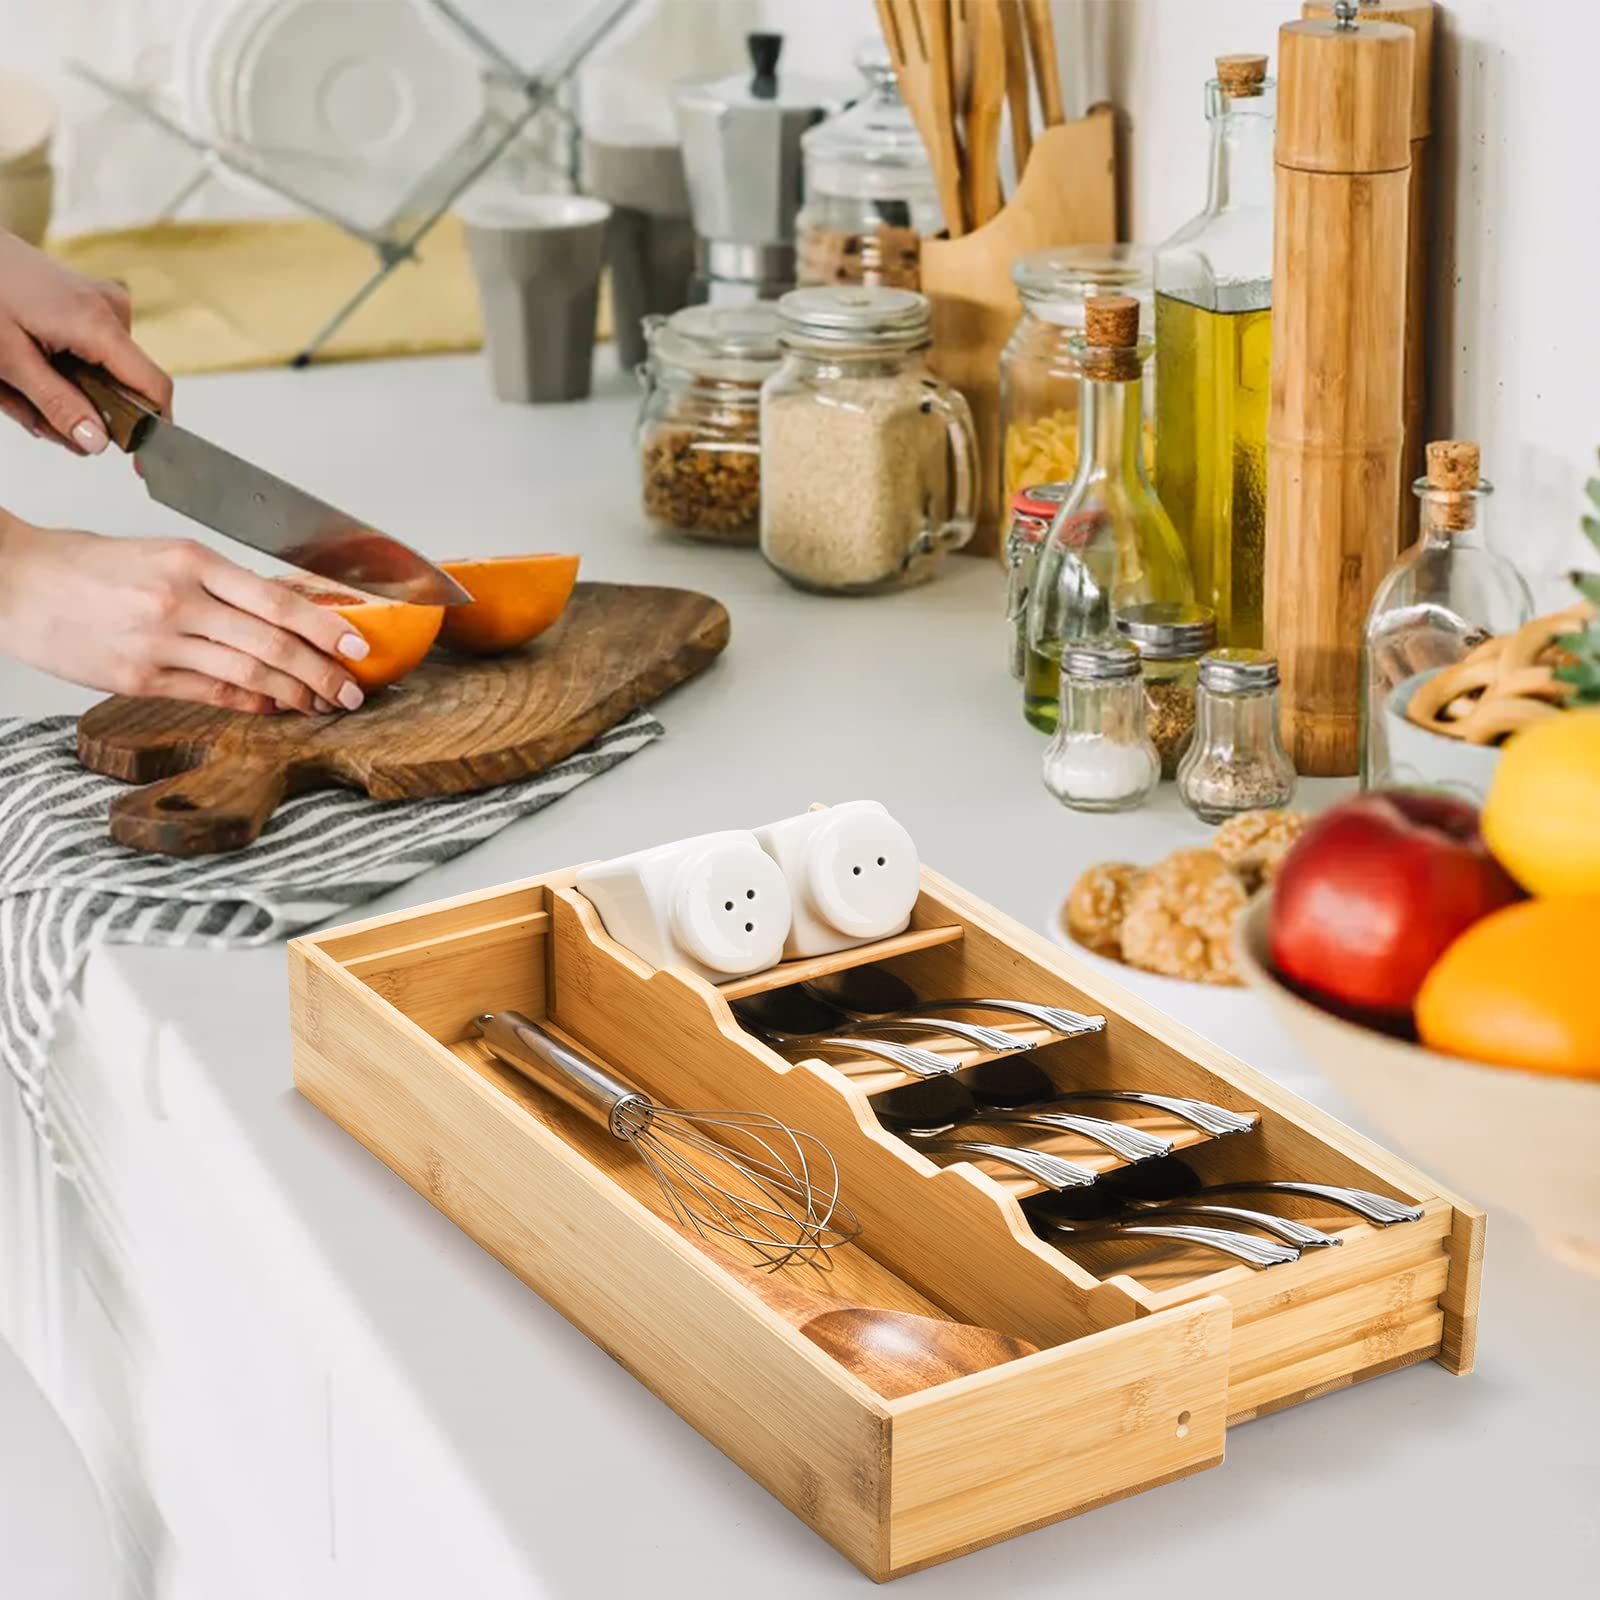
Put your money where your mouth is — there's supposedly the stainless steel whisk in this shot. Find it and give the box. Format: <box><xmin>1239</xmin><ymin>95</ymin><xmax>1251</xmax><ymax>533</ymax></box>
<box><xmin>474</xmin><ymin>1012</ymin><xmax>861</xmax><ymax>1269</ymax></box>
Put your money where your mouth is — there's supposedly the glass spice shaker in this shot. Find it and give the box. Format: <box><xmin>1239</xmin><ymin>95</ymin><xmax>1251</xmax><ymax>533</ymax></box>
<box><xmin>1177</xmin><ymin>648</ymin><xmax>1296</xmax><ymax>823</ymax></box>
<box><xmin>1042</xmin><ymin>641</ymin><xmax>1160</xmax><ymax>813</ymax></box>
<box><xmin>1005</xmin><ymin>483</ymin><xmax>1070</xmax><ymax>680</ymax></box>
<box><xmin>1115</xmin><ymin>602</ymin><xmax>1218</xmax><ymax>778</ymax></box>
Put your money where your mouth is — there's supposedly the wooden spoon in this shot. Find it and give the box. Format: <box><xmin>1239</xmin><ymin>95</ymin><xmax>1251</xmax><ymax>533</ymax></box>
<box><xmin>1021</xmin><ymin>0</ymin><xmax>1065</xmax><ymax>127</ymax></box>
<box><xmin>998</xmin><ymin>0</ymin><xmax>1034</xmax><ymax>177</ymax></box>
<box><xmin>877</xmin><ymin>0</ymin><xmax>967</xmax><ymax>239</ymax></box>
<box><xmin>684</xmin><ymin>1229</ymin><xmax>1037</xmax><ymax>1398</ymax></box>
<box><xmin>962</xmin><ymin>0</ymin><xmax>1005</xmax><ymax>227</ymax></box>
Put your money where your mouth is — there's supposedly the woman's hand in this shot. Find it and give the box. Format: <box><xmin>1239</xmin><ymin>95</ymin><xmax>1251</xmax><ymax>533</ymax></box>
<box><xmin>0</xmin><ymin>230</ymin><xmax>173</xmax><ymax>451</ymax></box>
<box><xmin>0</xmin><ymin>516</ymin><xmax>370</xmax><ymax>714</ymax></box>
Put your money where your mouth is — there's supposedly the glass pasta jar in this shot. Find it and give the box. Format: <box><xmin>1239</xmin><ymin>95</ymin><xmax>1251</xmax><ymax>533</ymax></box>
<box><xmin>796</xmin><ymin>41</ymin><xmax>943</xmax><ymax>291</ymax></box>
<box><xmin>637</xmin><ymin>303</ymin><xmax>782</xmax><ymax>545</ymax></box>
<box><xmin>1177</xmin><ymin>648</ymin><xmax>1296</xmax><ymax>823</ymax></box>
<box><xmin>1115</xmin><ymin>601</ymin><xmax>1217</xmax><ymax>778</ymax></box>
<box><xmin>1041</xmin><ymin>641</ymin><xmax>1160</xmax><ymax>812</ymax></box>
<box><xmin>1000</xmin><ymin>245</ymin><xmax>1154</xmax><ymax>516</ymax></box>
<box><xmin>760</xmin><ymin>286</ymin><xmax>977</xmax><ymax>594</ymax></box>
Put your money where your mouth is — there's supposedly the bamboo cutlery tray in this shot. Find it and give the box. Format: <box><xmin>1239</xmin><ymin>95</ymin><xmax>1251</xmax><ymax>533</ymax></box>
<box><xmin>289</xmin><ymin>861</ymin><xmax>1482</xmax><ymax>1581</ymax></box>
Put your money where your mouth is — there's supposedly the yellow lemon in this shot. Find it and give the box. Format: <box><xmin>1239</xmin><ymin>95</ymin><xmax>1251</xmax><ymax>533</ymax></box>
<box><xmin>1481</xmin><ymin>708</ymin><xmax>1600</xmax><ymax>894</ymax></box>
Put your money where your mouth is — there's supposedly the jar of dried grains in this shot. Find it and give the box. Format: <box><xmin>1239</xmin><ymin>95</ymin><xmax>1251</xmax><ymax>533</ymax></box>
<box><xmin>637</xmin><ymin>303</ymin><xmax>781</xmax><ymax>545</ymax></box>
<box><xmin>1115</xmin><ymin>601</ymin><xmax>1217</xmax><ymax>778</ymax></box>
<box><xmin>759</xmin><ymin>286</ymin><xmax>977</xmax><ymax>593</ymax></box>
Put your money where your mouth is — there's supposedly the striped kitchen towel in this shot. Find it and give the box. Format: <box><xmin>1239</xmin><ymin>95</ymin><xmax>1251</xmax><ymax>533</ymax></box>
<box><xmin>0</xmin><ymin>709</ymin><xmax>663</xmax><ymax>1165</ymax></box>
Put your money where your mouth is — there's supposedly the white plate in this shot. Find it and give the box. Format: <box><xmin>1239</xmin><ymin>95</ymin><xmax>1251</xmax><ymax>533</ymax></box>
<box><xmin>231</xmin><ymin>0</ymin><xmax>481</xmax><ymax>184</ymax></box>
<box><xmin>182</xmin><ymin>0</ymin><xmax>273</xmax><ymax>144</ymax></box>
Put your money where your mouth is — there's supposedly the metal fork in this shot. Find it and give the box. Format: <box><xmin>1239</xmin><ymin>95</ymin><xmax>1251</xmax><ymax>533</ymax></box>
<box><xmin>1182</xmin><ymin>1180</ymin><xmax>1424</xmax><ymax>1226</ymax></box>
<box><xmin>915</xmin><ymin>1139</ymin><xmax>1097</xmax><ymax>1190</ymax></box>
<box><xmin>1037</xmin><ymin>1218</ymin><xmax>1301</xmax><ymax>1269</ymax></box>
<box><xmin>761</xmin><ymin>1013</ymin><xmax>1028</xmax><ymax>1055</ymax></box>
<box><xmin>937</xmin><ymin>1107</ymin><xmax>1173</xmax><ymax>1164</ymax></box>
<box><xmin>1120</xmin><ymin>1201</ymin><xmax>1342</xmax><ymax>1250</ymax></box>
<box><xmin>779</xmin><ymin>1036</ymin><xmax>960</xmax><ymax>1079</ymax></box>
<box><xmin>1030</xmin><ymin>1090</ymin><xmax>1256</xmax><ymax>1138</ymax></box>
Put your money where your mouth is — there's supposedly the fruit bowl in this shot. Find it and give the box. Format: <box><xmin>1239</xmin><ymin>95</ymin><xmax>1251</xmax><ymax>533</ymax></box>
<box><xmin>1383</xmin><ymin>671</ymin><xmax>1503</xmax><ymax>803</ymax></box>
<box><xmin>1237</xmin><ymin>893</ymin><xmax>1600</xmax><ymax>1272</ymax></box>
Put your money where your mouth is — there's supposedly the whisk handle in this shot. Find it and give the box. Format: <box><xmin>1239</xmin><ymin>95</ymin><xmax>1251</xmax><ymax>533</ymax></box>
<box><xmin>473</xmin><ymin>1011</ymin><xmax>650</xmax><ymax>1139</ymax></box>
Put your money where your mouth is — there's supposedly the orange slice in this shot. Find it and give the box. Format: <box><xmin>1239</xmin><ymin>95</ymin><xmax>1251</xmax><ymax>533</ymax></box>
<box><xmin>437</xmin><ymin>554</ymin><xmax>580</xmax><ymax>655</ymax></box>
<box><xmin>276</xmin><ymin>578</ymin><xmax>443</xmax><ymax>693</ymax></box>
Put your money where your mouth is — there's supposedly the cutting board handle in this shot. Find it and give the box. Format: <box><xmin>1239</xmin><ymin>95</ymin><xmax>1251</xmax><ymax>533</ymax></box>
<box><xmin>108</xmin><ymin>754</ymin><xmax>290</xmax><ymax>857</ymax></box>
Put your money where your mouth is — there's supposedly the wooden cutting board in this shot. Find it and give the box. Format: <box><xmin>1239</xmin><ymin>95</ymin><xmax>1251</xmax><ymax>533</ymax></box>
<box><xmin>78</xmin><ymin>582</ymin><xmax>729</xmax><ymax>857</ymax></box>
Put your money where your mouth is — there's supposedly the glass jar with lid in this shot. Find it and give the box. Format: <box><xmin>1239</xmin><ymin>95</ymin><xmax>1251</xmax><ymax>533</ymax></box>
<box><xmin>1177</xmin><ymin>648</ymin><xmax>1297</xmax><ymax>823</ymax></box>
<box><xmin>1005</xmin><ymin>483</ymin><xmax>1071</xmax><ymax>679</ymax></box>
<box><xmin>796</xmin><ymin>40</ymin><xmax>944</xmax><ymax>292</ymax></box>
<box><xmin>1115</xmin><ymin>602</ymin><xmax>1217</xmax><ymax>777</ymax></box>
<box><xmin>637</xmin><ymin>302</ymin><xmax>782</xmax><ymax>545</ymax></box>
<box><xmin>760</xmin><ymin>286</ymin><xmax>977</xmax><ymax>594</ymax></box>
<box><xmin>1000</xmin><ymin>244</ymin><xmax>1155</xmax><ymax>515</ymax></box>
<box><xmin>1041</xmin><ymin>641</ymin><xmax>1160</xmax><ymax>812</ymax></box>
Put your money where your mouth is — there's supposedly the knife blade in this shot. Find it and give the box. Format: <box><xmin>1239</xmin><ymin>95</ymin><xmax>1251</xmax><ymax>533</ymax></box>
<box><xmin>58</xmin><ymin>356</ymin><xmax>472</xmax><ymax>607</ymax></box>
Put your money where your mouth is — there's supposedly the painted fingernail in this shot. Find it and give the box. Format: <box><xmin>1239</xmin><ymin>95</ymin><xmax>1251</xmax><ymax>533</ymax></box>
<box><xmin>338</xmin><ymin>632</ymin><xmax>369</xmax><ymax>661</ymax></box>
<box><xmin>337</xmin><ymin>682</ymin><xmax>364</xmax><ymax>711</ymax></box>
<box><xmin>71</xmin><ymin>418</ymin><xmax>109</xmax><ymax>453</ymax></box>
<box><xmin>313</xmin><ymin>696</ymin><xmax>335</xmax><ymax>714</ymax></box>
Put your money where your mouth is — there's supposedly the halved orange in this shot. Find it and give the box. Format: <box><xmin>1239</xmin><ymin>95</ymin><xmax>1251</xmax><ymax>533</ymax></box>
<box><xmin>437</xmin><ymin>554</ymin><xmax>580</xmax><ymax>655</ymax></box>
<box><xmin>275</xmin><ymin>578</ymin><xmax>443</xmax><ymax>693</ymax></box>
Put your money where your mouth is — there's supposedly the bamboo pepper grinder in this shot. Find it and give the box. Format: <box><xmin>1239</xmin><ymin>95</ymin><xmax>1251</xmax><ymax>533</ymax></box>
<box><xmin>1265</xmin><ymin>0</ymin><xmax>1414</xmax><ymax>776</ymax></box>
<box><xmin>1304</xmin><ymin>1</ymin><xmax>1436</xmax><ymax>546</ymax></box>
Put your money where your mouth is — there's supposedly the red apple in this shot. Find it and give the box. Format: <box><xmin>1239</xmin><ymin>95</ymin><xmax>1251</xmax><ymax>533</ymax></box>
<box><xmin>1270</xmin><ymin>791</ymin><xmax>1522</xmax><ymax>1022</ymax></box>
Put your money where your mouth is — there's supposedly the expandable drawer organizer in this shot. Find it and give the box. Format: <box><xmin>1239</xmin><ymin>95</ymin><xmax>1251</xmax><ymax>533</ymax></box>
<box><xmin>289</xmin><ymin>861</ymin><xmax>1483</xmax><ymax>1582</ymax></box>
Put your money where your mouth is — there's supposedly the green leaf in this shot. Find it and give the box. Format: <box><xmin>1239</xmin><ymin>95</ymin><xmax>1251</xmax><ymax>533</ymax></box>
<box><xmin>1583</xmin><ymin>515</ymin><xmax>1600</xmax><ymax>556</ymax></box>
<box><xmin>1570</xmin><ymin>571</ymin><xmax>1600</xmax><ymax>608</ymax></box>
<box><xmin>1587</xmin><ymin>475</ymin><xmax>1600</xmax><ymax>509</ymax></box>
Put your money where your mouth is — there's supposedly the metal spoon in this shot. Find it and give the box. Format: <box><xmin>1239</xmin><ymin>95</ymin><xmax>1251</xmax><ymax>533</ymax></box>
<box><xmin>805</xmin><ymin>964</ymin><xmax>1106</xmax><ymax>1037</ymax></box>
<box><xmin>874</xmin><ymin>1076</ymin><xmax>1173</xmax><ymax>1164</ymax></box>
<box><xmin>1096</xmin><ymin>1156</ymin><xmax>1426</xmax><ymax>1227</ymax></box>
<box><xmin>1027</xmin><ymin>1184</ymin><xmax>1341</xmax><ymax>1251</ymax></box>
<box><xmin>964</xmin><ymin>1057</ymin><xmax>1258</xmax><ymax>1138</ymax></box>
<box><xmin>732</xmin><ymin>986</ymin><xmax>1026</xmax><ymax>1056</ymax></box>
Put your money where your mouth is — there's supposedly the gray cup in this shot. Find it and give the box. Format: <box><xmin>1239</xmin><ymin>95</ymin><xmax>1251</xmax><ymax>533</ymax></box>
<box><xmin>462</xmin><ymin>194</ymin><xmax>613</xmax><ymax>404</ymax></box>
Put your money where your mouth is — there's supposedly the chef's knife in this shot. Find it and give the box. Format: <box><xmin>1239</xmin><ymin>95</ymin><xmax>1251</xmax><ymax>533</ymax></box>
<box><xmin>58</xmin><ymin>355</ymin><xmax>472</xmax><ymax>607</ymax></box>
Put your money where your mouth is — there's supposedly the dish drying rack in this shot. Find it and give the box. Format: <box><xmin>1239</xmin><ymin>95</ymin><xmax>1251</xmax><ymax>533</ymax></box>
<box><xmin>291</xmin><ymin>854</ymin><xmax>1483</xmax><ymax>1580</ymax></box>
<box><xmin>69</xmin><ymin>0</ymin><xmax>640</xmax><ymax>366</ymax></box>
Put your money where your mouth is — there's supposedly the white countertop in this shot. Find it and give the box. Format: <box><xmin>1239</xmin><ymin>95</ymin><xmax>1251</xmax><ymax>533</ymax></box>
<box><xmin>2</xmin><ymin>356</ymin><xmax>1595</xmax><ymax>1598</ymax></box>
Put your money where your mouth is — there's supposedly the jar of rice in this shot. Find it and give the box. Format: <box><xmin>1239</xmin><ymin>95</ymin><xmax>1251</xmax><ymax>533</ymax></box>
<box><xmin>759</xmin><ymin>286</ymin><xmax>977</xmax><ymax>594</ymax></box>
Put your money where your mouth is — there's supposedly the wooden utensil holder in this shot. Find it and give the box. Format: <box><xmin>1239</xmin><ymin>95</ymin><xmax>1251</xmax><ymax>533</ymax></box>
<box><xmin>291</xmin><ymin>843</ymin><xmax>1481</xmax><ymax>1580</ymax></box>
<box><xmin>921</xmin><ymin>109</ymin><xmax>1120</xmax><ymax>558</ymax></box>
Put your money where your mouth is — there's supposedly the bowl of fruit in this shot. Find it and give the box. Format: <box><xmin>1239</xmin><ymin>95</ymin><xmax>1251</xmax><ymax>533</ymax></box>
<box><xmin>1236</xmin><ymin>710</ymin><xmax>1600</xmax><ymax>1271</ymax></box>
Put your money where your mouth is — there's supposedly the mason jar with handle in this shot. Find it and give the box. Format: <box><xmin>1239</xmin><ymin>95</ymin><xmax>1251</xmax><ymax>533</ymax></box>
<box><xmin>759</xmin><ymin>286</ymin><xmax>977</xmax><ymax>594</ymax></box>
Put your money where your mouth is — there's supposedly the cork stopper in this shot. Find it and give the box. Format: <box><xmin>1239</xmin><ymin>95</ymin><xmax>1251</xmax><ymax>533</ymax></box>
<box><xmin>1422</xmin><ymin>439</ymin><xmax>1482</xmax><ymax>532</ymax></box>
<box><xmin>1426</xmin><ymin>439</ymin><xmax>1479</xmax><ymax>490</ymax></box>
<box><xmin>1217</xmin><ymin>54</ymin><xmax>1269</xmax><ymax>97</ymax></box>
<box><xmin>1085</xmin><ymin>295</ymin><xmax>1140</xmax><ymax>348</ymax></box>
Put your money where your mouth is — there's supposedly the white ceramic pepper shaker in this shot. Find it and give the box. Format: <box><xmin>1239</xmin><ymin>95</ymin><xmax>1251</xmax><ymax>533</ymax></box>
<box><xmin>1042</xmin><ymin>641</ymin><xmax>1160</xmax><ymax>812</ymax></box>
<box><xmin>1177</xmin><ymin>649</ymin><xmax>1297</xmax><ymax>822</ymax></box>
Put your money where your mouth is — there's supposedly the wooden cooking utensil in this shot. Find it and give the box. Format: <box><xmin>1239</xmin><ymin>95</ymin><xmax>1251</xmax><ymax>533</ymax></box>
<box><xmin>962</xmin><ymin>0</ymin><xmax>1006</xmax><ymax>227</ymax></box>
<box><xmin>77</xmin><ymin>584</ymin><xmax>728</xmax><ymax>855</ymax></box>
<box><xmin>684</xmin><ymin>1229</ymin><xmax>1039</xmax><ymax>1399</ymax></box>
<box><xmin>876</xmin><ymin>0</ymin><xmax>967</xmax><ymax>237</ymax></box>
<box><xmin>1264</xmin><ymin>9</ymin><xmax>1414</xmax><ymax>775</ymax></box>
<box><xmin>998</xmin><ymin>0</ymin><xmax>1034</xmax><ymax>176</ymax></box>
<box><xmin>1021</xmin><ymin>0</ymin><xmax>1065</xmax><ymax>126</ymax></box>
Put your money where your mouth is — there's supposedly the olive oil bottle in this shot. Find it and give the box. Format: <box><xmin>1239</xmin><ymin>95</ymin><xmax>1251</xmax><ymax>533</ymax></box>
<box><xmin>1155</xmin><ymin>54</ymin><xmax>1276</xmax><ymax>649</ymax></box>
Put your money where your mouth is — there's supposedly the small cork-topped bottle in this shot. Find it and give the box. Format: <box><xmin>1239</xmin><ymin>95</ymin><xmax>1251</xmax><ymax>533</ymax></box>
<box><xmin>1022</xmin><ymin>295</ymin><xmax>1194</xmax><ymax>731</ymax></box>
<box><xmin>1360</xmin><ymin>438</ymin><xmax>1535</xmax><ymax>788</ymax></box>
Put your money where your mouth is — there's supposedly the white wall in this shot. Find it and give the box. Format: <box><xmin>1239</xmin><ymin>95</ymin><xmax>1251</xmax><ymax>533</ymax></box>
<box><xmin>4</xmin><ymin>0</ymin><xmax>1595</xmax><ymax>597</ymax></box>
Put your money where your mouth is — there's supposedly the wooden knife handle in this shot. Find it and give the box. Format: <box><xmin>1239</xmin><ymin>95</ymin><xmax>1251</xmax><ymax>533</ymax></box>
<box><xmin>108</xmin><ymin>752</ymin><xmax>289</xmax><ymax>857</ymax></box>
<box><xmin>52</xmin><ymin>353</ymin><xmax>160</xmax><ymax>452</ymax></box>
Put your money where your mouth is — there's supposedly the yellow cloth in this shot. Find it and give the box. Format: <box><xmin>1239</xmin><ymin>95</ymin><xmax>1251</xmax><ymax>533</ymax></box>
<box><xmin>50</xmin><ymin>216</ymin><xmax>484</xmax><ymax>374</ymax></box>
